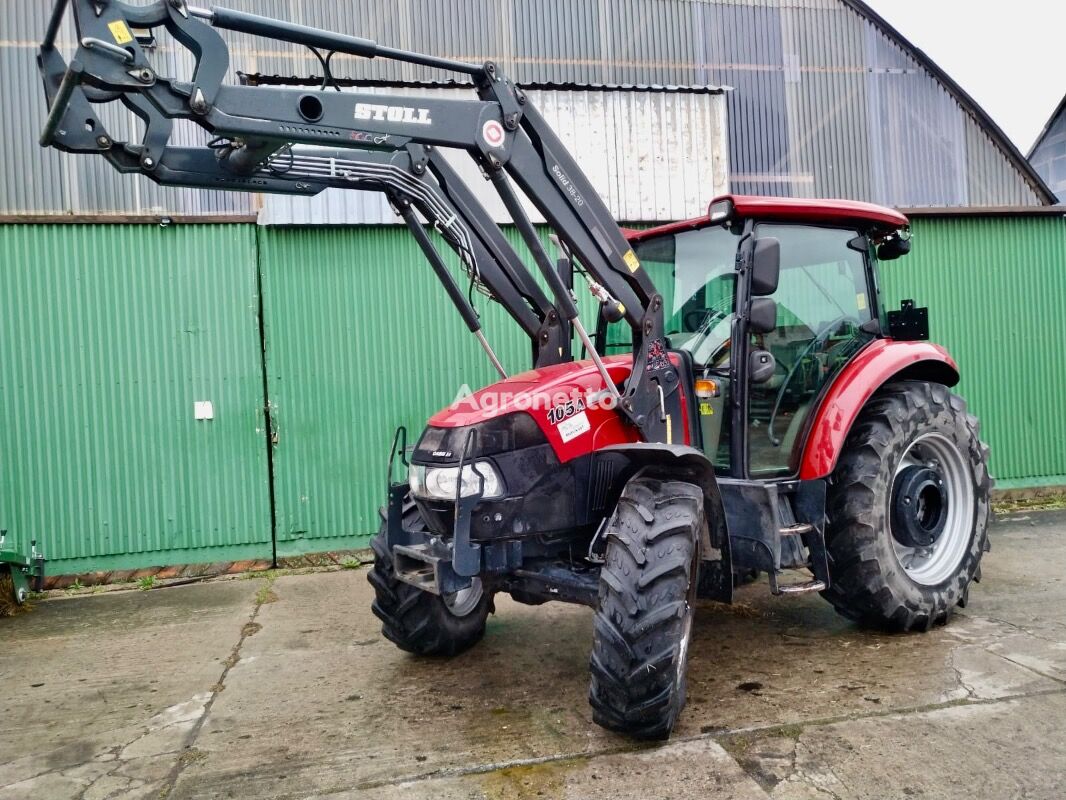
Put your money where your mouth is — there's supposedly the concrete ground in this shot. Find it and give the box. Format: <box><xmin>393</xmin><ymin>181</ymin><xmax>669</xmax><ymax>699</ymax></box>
<box><xmin>2</xmin><ymin>512</ymin><xmax>1065</xmax><ymax>800</ymax></box>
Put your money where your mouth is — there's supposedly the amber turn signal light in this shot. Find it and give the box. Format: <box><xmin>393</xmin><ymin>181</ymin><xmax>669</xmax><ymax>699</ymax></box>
<box><xmin>694</xmin><ymin>379</ymin><xmax>720</xmax><ymax>399</ymax></box>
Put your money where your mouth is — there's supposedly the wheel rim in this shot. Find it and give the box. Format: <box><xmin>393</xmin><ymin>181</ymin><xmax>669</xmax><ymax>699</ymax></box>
<box><xmin>890</xmin><ymin>433</ymin><xmax>975</xmax><ymax>586</ymax></box>
<box><xmin>675</xmin><ymin>553</ymin><xmax>698</xmax><ymax>692</ymax></box>
<box><xmin>675</xmin><ymin>609</ymin><xmax>693</xmax><ymax>690</ymax></box>
<box><xmin>442</xmin><ymin>577</ymin><xmax>483</xmax><ymax>617</ymax></box>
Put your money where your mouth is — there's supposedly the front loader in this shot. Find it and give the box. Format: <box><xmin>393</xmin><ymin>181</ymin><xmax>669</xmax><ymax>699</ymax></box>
<box><xmin>38</xmin><ymin>0</ymin><xmax>992</xmax><ymax>739</ymax></box>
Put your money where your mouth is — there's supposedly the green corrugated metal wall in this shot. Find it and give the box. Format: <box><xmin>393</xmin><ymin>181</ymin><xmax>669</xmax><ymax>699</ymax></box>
<box><xmin>259</xmin><ymin>227</ymin><xmax>526</xmax><ymax>554</ymax></box>
<box><xmin>257</xmin><ymin>225</ymin><xmax>567</xmax><ymax>553</ymax></box>
<box><xmin>1</xmin><ymin>215</ymin><xmax>1064</xmax><ymax>573</ymax></box>
<box><xmin>881</xmin><ymin>215</ymin><xmax>1066</xmax><ymax>489</ymax></box>
<box><xmin>0</xmin><ymin>224</ymin><xmax>272</xmax><ymax>574</ymax></box>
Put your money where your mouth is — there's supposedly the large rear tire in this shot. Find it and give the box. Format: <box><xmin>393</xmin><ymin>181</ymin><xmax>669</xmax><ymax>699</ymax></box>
<box><xmin>589</xmin><ymin>477</ymin><xmax>702</xmax><ymax>740</ymax></box>
<box><xmin>367</xmin><ymin>497</ymin><xmax>492</xmax><ymax>656</ymax></box>
<box><xmin>823</xmin><ymin>381</ymin><xmax>991</xmax><ymax>631</ymax></box>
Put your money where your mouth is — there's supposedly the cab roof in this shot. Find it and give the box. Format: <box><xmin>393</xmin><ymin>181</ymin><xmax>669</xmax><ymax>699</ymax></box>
<box><xmin>625</xmin><ymin>195</ymin><xmax>909</xmax><ymax>242</ymax></box>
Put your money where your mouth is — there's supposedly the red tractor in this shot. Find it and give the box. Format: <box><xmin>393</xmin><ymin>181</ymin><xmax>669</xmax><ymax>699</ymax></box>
<box><xmin>373</xmin><ymin>195</ymin><xmax>991</xmax><ymax>738</ymax></box>
<box><xmin>39</xmin><ymin>0</ymin><xmax>991</xmax><ymax>739</ymax></box>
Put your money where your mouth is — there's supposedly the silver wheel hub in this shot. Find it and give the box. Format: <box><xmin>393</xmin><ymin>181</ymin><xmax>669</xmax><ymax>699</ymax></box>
<box><xmin>442</xmin><ymin>577</ymin><xmax>483</xmax><ymax>617</ymax></box>
<box><xmin>890</xmin><ymin>433</ymin><xmax>974</xmax><ymax>586</ymax></box>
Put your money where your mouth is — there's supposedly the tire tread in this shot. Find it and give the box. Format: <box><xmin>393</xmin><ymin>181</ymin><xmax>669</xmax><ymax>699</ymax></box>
<box><xmin>822</xmin><ymin>381</ymin><xmax>992</xmax><ymax>632</ymax></box>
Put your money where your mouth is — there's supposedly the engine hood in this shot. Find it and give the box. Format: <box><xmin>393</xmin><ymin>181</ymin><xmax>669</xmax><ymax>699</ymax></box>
<box><xmin>425</xmin><ymin>354</ymin><xmax>689</xmax><ymax>463</ymax></box>
<box><xmin>429</xmin><ymin>356</ymin><xmax>631</xmax><ymax>427</ymax></box>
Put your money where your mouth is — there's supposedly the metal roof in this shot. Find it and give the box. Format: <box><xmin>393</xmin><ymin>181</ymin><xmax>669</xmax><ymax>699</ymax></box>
<box><xmin>237</xmin><ymin>73</ymin><xmax>730</xmax><ymax>94</ymax></box>
<box><xmin>232</xmin><ymin>0</ymin><xmax>1055</xmax><ymax>210</ymax></box>
<box><xmin>1028</xmin><ymin>95</ymin><xmax>1066</xmax><ymax>161</ymax></box>
<box><xmin>1028</xmin><ymin>94</ymin><xmax>1066</xmax><ymax>203</ymax></box>
<box><xmin>841</xmin><ymin>0</ymin><xmax>1054</xmax><ymax>206</ymax></box>
<box><xmin>0</xmin><ymin>0</ymin><xmax>1054</xmax><ymax>215</ymax></box>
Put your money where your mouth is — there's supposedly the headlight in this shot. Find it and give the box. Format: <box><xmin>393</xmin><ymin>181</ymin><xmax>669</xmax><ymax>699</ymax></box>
<box><xmin>409</xmin><ymin>461</ymin><xmax>503</xmax><ymax>500</ymax></box>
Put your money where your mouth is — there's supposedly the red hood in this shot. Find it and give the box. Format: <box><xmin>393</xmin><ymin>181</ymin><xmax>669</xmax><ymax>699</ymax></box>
<box><xmin>429</xmin><ymin>355</ymin><xmax>634</xmax><ymax>428</ymax></box>
<box><xmin>428</xmin><ymin>354</ymin><xmax>690</xmax><ymax>463</ymax></box>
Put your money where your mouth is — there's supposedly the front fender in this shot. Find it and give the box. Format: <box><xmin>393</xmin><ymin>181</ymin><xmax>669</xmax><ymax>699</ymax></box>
<box><xmin>595</xmin><ymin>443</ymin><xmax>729</xmax><ymax>555</ymax></box>
<box><xmin>799</xmin><ymin>339</ymin><xmax>960</xmax><ymax>480</ymax></box>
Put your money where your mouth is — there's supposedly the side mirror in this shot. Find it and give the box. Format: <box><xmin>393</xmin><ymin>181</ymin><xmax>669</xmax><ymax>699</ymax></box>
<box><xmin>751</xmin><ymin>237</ymin><xmax>780</xmax><ymax>296</ymax></box>
<box><xmin>749</xmin><ymin>297</ymin><xmax>777</xmax><ymax>334</ymax></box>
<box><xmin>749</xmin><ymin>349</ymin><xmax>776</xmax><ymax>385</ymax></box>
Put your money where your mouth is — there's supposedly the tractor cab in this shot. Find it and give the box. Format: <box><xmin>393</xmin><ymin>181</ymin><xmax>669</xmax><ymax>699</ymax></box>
<box><xmin>614</xmin><ymin>195</ymin><xmax>915</xmax><ymax>480</ymax></box>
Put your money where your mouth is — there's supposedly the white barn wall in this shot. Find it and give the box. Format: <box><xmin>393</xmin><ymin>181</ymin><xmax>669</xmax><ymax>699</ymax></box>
<box><xmin>257</xmin><ymin>86</ymin><xmax>730</xmax><ymax>225</ymax></box>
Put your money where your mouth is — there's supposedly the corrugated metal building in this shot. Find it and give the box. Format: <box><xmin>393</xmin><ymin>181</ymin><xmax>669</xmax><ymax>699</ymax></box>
<box><xmin>1</xmin><ymin>0</ymin><xmax>1065</xmax><ymax>575</ymax></box>
<box><xmin>1</xmin><ymin>0</ymin><xmax>1054</xmax><ymax>216</ymax></box>
<box><xmin>1029</xmin><ymin>96</ymin><xmax>1066</xmax><ymax>203</ymax></box>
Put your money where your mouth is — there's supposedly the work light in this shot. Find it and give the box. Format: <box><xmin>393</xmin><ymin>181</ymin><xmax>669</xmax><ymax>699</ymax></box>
<box><xmin>409</xmin><ymin>461</ymin><xmax>503</xmax><ymax>501</ymax></box>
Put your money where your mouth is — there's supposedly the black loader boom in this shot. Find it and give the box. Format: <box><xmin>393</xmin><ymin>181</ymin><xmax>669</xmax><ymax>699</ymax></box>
<box><xmin>37</xmin><ymin>0</ymin><xmax>685</xmax><ymax>443</ymax></box>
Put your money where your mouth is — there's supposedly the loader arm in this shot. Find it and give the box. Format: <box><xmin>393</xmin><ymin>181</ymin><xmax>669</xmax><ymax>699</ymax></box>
<box><xmin>37</xmin><ymin>0</ymin><xmax>683</xmax><ymax>442</ymax></box>
<box><xmin>40</xmin><ymin>54</ymin><xmax>568</xmax><ymax>370</ymax></box>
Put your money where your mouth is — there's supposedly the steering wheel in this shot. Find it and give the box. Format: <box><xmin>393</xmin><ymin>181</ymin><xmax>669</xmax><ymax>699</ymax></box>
<box><xmin>767</xmin><ymin>316</ymin><xmax>853</xmax><ymax>447</ymax></box>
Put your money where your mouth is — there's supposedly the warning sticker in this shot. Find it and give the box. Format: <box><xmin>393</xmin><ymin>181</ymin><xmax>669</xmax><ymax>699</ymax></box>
<box><xmin>623</xmin><ymin>249</ymin><xmax>640</xmax><ymax>273</ymax></box>
<box><xmin>557</xmin><ymin>411</ymin><xmax>591</xmax><ymax>443</ymax></box>
<box><xmin>108</xmin><ymin>20</ymin><xmax>133</xmax><ymax>45</ymax></box>
<box><xmin>857</xmin><ymin>293</ymin><xmax>868</xmax><ymax>311</ymax></box>
<box><xmin>482</xmin><ymin>119</ymin><xmax>505</xmax><ymax>149</ymax></box>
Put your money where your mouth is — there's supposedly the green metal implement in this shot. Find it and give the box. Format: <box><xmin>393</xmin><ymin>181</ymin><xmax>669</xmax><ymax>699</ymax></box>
<box><xmin>0</xmin><ymin>529</ymin><xmax>44</xmax><ymax>605</ymax></box>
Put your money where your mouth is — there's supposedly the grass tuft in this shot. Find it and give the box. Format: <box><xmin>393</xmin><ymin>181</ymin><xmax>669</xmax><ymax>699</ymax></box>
<box><xmin>993</xmin><ymin>493</ymin><xmax>1066</xmax><ymax>515</ymax></box>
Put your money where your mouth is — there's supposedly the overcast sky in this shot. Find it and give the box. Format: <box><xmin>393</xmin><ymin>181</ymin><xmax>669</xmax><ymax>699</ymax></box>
<box><xmin>867</xmin><ymin>1</ymin><xmax>1063</xmax><ymax>154</ymax></box>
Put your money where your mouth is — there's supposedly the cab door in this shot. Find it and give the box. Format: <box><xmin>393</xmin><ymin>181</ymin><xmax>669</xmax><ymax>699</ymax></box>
<box><xmin>744</xmin><ymin>225</ymin><xmax>877</xmax><ymax>477</ymax></box>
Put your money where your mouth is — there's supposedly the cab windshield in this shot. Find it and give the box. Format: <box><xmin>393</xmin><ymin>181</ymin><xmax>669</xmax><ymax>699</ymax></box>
<box><xmin>605</xmin><ymin>224</ymin><xmax>741</xmax><ymax>364</ymax></box>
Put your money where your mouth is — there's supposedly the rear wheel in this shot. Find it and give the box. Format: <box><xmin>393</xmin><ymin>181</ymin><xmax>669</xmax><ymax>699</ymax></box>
<box><xmin>589</xmin><ymin>477</ymin><xmax>702</xmax><ymax>739</ymax></box>
<box><xmin>367</xmin><ymin>498</ymin><xmax>492</xmax><ymax>656</ymax></box>
<box><xmin>823</xmin><ymin>381</ymin><xmax>991</xmax><ymax>631</ymax></box>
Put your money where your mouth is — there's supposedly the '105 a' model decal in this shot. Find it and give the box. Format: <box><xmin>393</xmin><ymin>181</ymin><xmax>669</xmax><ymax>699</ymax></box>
<box><xmin>547</xmin><ymin>398</ymin><xmax>586</xmax><ymax>426</ymax></box>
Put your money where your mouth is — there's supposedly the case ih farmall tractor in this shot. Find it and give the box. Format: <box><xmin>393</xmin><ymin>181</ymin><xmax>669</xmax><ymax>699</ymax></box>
<box><xmin>39</xmin><ymin>0</ymin><xmax>991</xmax><ymax>739</ymax></box>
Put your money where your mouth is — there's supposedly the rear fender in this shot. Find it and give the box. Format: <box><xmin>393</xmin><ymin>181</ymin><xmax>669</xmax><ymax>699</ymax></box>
<box><xmin>799</xmin><ymin>340</ymin><xmax>960</xmax><ymax>480</ymax></box>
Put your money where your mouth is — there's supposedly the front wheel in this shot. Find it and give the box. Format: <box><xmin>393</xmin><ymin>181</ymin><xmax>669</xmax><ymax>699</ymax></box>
<box><xmin>823</xmin><ymin>381</ymin><xmax>992</xmax><ymax>631</ymax></box>
<box><xmin>589</xmin><ymin>477</ymin><xmax>702</xmax><ymax>740</ymax></box>
<box><xmin>367</xmin><ymin>498</ymin><xmax>492</xmax><ymax>656</ymax></box>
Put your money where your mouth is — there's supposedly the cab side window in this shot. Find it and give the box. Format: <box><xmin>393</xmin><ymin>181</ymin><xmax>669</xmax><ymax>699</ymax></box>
<box><xmin>748</xmin><ymin>224</ymin><xmax>875</xmax><ymax>476</ymax></box>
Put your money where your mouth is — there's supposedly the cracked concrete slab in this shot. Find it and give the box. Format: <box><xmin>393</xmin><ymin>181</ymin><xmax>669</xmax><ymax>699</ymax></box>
<box><xmin>0</xmin><ymin>579</ymin><xmax>261</xmax><ymax>799</ymax></box>
<box><xmin>748</xmin><ymin>694</ymin><xmax>1066</xmax><ymax>800</ymax></box>
<box><xmin>315</xmin><ymin>738</ymin><xmax>773</xmax><ymax>800</ymax></box>
<box><xmin>2</xmin><ymin>512</ymin><xmax>1064</xmax><ymax>800</ymax></box>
